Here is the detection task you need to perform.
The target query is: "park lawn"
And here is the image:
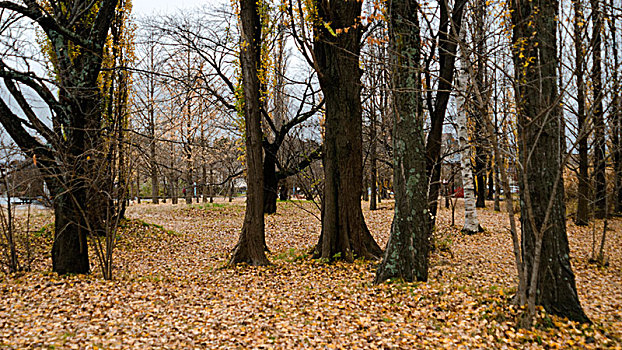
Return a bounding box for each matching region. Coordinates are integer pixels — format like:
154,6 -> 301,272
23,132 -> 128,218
0,199 -> 620,349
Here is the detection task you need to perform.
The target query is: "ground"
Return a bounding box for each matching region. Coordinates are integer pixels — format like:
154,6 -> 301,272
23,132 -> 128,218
0,199 -> 620,349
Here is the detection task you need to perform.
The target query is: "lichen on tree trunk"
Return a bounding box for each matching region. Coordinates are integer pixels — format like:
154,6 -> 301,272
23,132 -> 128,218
375,0 -> 429,283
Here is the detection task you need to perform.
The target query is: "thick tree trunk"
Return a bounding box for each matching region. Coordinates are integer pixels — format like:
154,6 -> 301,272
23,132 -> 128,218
591,0 -> 607,219
313,0 -> 382,261
51,191 -> 90,274
375,0 -> 429,283
510,0 -> 589,323
574,0 -> 589,225
230,0 -> 269,266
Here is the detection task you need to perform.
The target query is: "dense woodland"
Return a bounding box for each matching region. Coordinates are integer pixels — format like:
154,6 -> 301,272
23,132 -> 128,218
0,0 -> 621,347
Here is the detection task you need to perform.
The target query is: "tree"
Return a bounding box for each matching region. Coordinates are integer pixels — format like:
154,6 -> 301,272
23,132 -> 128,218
0,0 -> 121,274
374,0 -> 430,283
229,0 -> 270,265
610,0 -> 622,213
573,0 -> 590,225
471,0 -> 489,209
147,5 -> 323,214
591,0 -> 607,219
455,42 -> 482,235
311,0 -> 382,261
424,0 -> 467,229
509,0 -> 589,323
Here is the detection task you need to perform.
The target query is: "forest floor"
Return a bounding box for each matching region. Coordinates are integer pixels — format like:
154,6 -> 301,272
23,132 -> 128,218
0,198 -> 621,349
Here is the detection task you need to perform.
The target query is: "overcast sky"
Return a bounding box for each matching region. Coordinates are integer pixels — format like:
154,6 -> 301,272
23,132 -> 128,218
132,0 -> 224,15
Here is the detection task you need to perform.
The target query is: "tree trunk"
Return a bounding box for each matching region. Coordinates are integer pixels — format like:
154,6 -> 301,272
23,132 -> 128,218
487,162 -> 494,200
591,0 -> 607,219
574,0 -> 589,225
149,114 -> 159,205
150,160 -> 158,204
510,0 -> 589,323
51,190 -> 90,274
279,183 -> 289,201
171,178 -> 178,204
494,162 -> 501,211
202,164 -> 208,203
136,174 -> 141,204
375,0 -> 429,283
263,144 -> 278,214
610,0 -> 622,213
377,176 -> 382,204
473,0 -> 487,209
370,104 -> 377,210
425,0 -> 467,228
162,177 -> 167,203
209,168 -> 214,203
230,0 -> 269,265
185,167 -> 193,205
228,180 -> 234,202
456,46 -> 482,235
362,175 -> 369,202
313,0 -> 382,261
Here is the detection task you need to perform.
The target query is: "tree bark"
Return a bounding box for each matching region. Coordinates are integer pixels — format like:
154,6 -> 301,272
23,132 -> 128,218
591,0 -> 607,219
263,144 -> 278,214
574,0 -> 589,225
456,45 -> 482,235
51,188 -> 90,274
370,101 -> 377,211
609,0 -> 622,213
375,0 -> 429,283
510,0 -> 589,323
313,0 -> 382,261
473,0 -> 487,209
425,0 -> 467,228
202,164 -> 208,203
229,0 -> 269,266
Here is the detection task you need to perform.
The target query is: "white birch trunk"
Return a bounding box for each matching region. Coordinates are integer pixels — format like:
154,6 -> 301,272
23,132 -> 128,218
456,47 -> 481,234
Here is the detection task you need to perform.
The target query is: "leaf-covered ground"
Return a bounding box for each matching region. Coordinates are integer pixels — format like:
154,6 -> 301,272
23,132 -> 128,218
0,199 -> 620,349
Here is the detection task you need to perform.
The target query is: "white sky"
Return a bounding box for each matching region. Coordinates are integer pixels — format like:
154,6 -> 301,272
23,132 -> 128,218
132,0 -> 225,15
